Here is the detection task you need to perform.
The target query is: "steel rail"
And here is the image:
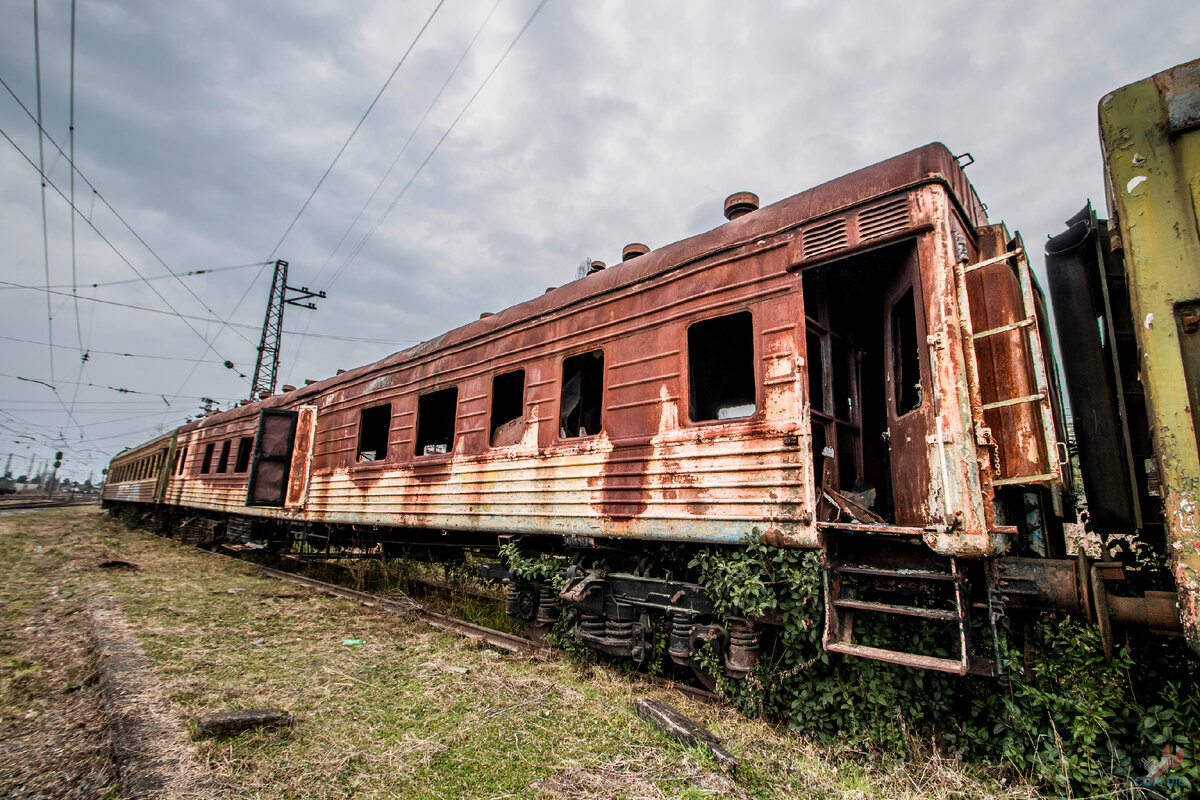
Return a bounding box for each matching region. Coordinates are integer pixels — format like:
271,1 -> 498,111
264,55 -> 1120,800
234,555 -> 718,702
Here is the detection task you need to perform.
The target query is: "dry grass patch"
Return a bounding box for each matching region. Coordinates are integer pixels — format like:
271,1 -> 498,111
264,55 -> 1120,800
3,508 -> 1043,799
0,508 -> 119,799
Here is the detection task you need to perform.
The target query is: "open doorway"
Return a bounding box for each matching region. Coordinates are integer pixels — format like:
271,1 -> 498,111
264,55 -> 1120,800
802,241 -> 932,527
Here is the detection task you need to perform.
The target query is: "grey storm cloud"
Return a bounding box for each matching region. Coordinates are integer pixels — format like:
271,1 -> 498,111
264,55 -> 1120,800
1,0 -> 1198,480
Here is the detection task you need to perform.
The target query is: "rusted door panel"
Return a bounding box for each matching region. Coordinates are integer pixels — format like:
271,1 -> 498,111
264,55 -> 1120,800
246,409 -> 298,507
884,249 -> 935,526
966,226 -> 1048,480
285,406 -> 317,509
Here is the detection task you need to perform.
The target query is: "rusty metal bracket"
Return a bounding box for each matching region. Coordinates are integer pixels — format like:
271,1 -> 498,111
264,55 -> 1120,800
1180,307 -> 1200,334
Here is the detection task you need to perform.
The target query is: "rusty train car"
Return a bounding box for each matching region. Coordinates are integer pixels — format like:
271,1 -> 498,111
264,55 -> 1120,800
103,61 -> 1199,679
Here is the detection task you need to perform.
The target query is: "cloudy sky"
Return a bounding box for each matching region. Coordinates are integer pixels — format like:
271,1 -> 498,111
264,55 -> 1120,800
1,0 -> 1197,483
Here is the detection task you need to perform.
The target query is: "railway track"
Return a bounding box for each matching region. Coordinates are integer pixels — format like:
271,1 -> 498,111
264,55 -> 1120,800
0,498 -> 99,513
220,550 -> 718,703
256,564 -> 543,656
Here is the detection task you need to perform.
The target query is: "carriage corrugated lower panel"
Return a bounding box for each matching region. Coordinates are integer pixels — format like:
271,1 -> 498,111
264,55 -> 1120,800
303,434 -> 810,545
106,480 -> 158,503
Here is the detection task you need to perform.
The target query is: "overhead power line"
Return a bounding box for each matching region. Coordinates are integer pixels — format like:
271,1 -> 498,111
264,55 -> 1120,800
312,0 -> 504,288
327,0 -> 551,290
68,0 -> 83,359
0,261 -> 269,291
0,124 -> 252,377
0,372 -> 239,402
265,0 -> 448,262
177,1 -> 450,399
0,74 -> 257,349
0,334 -> 228,362
0,281 -> 417,345
32,0 -> 55,387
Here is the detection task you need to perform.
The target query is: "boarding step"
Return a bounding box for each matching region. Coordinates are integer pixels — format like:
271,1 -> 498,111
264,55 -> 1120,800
825,642 -> 973,675
821,530 -> 999,676
831,598 -> 958,622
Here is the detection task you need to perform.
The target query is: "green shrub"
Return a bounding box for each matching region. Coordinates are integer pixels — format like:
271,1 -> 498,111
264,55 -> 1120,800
688,540 -> 1198,796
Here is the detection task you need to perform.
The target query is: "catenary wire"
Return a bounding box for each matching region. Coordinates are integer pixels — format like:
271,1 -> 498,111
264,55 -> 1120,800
327,0 -> 550,290
310,0 -> 504,288
0,282 -> 418,345
0,334 -> 235,362
0,73 -> 258,349
0,261 -> 270,291
32,0 -> 55,388
263,0 -> 448,263
0,124 -> 253,376
193,0 -> 451,397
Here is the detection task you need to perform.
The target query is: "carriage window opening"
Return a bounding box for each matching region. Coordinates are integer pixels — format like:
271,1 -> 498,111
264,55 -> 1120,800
832,339 -> 856,423
234,437 -> 253,472
892,287 -> 922,414
688,311 -> 756,422
357,404 -> 391,462
806,330 -> 826,414
490,370 -> 526,447
171,449 -> 180,475
559,351 -> 604,437
200,443 -> 215,474
178,447 -> 188,474
415,389 -> 458,455
216,440 -> 231,473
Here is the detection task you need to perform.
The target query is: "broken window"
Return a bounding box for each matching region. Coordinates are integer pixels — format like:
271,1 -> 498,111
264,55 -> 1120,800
688,311 -> 756,422
891,287 -> 922,414
216,440 -> 232,473
178,446 -> 188,475
490,370 -> 526,447
415,389 -> 458,456
356,404 -> 391,462
559,351 -> 604,437
200,442 -> 215,474
234,437 -> 253,472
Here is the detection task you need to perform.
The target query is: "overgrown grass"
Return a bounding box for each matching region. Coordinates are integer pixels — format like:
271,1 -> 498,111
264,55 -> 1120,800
2,507 -> 1043,799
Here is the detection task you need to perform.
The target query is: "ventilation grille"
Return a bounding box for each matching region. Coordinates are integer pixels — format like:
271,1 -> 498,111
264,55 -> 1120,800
801,218 -> 849,259
857,197 -> 911,241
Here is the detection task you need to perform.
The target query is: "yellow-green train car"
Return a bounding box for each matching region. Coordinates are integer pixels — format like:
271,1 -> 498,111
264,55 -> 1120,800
1048,58 -> 1200,657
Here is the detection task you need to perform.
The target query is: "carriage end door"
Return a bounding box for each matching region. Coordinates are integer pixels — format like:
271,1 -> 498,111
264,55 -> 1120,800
246,409 -> 298,507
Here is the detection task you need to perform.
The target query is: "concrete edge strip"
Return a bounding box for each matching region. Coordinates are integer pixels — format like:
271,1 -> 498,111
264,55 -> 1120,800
87,594 -> 219,799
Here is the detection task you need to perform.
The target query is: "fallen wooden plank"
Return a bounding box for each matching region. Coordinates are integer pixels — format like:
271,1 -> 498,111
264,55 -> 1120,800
195,708 -> 293,739
634,697 -> 739,770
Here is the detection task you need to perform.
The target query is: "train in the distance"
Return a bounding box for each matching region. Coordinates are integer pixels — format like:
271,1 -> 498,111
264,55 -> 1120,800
103,59 -> 1200,679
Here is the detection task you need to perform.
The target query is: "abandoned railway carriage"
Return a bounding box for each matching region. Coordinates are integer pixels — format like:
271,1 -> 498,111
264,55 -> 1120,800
103,61 -> 1200,680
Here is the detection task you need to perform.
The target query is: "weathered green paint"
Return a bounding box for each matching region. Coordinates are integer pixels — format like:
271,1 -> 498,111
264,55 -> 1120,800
1099,59 -> 1200,655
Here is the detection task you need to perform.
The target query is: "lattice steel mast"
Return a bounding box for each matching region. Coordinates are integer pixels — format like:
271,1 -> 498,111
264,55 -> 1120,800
249,259 -> 325,400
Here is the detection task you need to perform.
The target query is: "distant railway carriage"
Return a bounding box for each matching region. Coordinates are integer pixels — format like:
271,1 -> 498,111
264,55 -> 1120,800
105,60 -> 1200,679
